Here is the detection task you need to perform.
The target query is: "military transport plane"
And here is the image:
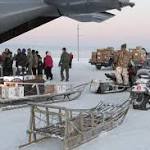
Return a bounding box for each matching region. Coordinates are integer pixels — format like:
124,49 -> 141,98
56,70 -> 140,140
0,0 -> 134,44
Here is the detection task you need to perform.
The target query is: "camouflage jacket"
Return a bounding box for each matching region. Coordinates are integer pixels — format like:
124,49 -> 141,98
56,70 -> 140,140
59,51 -> 70,68
115,50 -> 132,68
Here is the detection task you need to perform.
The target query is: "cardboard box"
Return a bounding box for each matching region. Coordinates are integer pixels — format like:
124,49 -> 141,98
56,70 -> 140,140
4,82 -> 17,87
55,85 -> 67,94
1,87 -> 6,98
45,85 -> 55,94
91,52 -> 97,58
91,52 -> 97,63
16,86 -> 24,97
2,87 -> 17,99
132,49 -> 142,61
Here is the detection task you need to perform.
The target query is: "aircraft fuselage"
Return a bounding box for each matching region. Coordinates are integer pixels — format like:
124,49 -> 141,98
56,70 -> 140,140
45,0 -> 121,15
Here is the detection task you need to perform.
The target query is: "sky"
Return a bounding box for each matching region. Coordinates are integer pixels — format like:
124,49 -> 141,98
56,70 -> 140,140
0,0 -> 150,52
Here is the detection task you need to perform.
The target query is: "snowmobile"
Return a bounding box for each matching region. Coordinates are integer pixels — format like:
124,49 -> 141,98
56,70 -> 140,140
130,69 -> 150,110
90,65 -> 136,94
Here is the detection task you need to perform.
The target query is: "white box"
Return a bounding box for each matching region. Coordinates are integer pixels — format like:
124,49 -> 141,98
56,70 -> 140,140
24,75 -> 35,80
16,86 -> 24,97
2,87 -> 17,99
2,87 -> 7,98
55,85 -> 67,94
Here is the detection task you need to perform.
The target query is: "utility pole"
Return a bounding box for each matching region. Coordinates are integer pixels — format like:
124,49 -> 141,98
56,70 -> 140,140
77,24 -> 80,61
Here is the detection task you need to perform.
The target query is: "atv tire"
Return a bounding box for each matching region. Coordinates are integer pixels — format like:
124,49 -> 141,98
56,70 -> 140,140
96,65 -> 101,70
133,93 -> 150,110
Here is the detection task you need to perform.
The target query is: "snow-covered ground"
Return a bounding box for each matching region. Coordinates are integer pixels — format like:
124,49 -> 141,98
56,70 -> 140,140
0,59 -> 150,150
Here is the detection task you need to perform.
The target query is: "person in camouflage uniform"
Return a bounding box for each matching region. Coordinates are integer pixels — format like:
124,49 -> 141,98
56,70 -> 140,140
59,47 -> 70,81
114,44 -> 132,85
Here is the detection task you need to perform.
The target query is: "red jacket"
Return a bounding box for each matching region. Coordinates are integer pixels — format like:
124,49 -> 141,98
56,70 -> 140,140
44,55 -> 53,68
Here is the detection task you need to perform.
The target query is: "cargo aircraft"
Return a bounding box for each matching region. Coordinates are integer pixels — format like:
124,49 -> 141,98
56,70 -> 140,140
0,0 -> 134,44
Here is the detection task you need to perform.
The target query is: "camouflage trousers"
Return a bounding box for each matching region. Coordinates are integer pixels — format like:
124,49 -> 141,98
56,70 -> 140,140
115,67 -> 129,85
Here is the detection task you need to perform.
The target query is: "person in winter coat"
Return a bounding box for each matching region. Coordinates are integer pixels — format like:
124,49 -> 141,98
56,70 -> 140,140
36,51 -> 43,77
3,51 -> 13,76
59,47 -> 70,81
32,50 -> 38,77
44,51 -> 53,80
69,52 -> 73,68
114,44 -> 132,85
15,48 -> 21,67
37,56 -> 43,80
27,48 -> 33,75
14,48 -> 28,75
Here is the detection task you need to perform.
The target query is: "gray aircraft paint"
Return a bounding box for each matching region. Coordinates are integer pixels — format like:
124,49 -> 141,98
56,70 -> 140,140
0,0 -> 134,43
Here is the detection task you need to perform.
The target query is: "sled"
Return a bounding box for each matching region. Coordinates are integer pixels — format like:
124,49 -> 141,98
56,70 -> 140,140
90,80 -> 128,94
20,100 -> 130,150
0,82 -> 88,111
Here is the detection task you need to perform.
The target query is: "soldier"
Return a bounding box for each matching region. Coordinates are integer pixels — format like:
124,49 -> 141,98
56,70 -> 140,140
114,44 -> 132,86
59,47 -> 70,81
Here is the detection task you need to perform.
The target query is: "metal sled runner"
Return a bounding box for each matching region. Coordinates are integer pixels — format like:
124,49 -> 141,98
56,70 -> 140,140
20,100 -> 130,150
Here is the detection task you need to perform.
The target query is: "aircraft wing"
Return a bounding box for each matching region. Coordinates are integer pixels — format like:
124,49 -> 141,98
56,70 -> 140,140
0,0 -> 60,44
68,12 -> 115,23
0,0 -> 135,44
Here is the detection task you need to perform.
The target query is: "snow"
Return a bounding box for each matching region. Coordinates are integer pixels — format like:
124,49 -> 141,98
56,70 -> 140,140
0,59 -> 150,150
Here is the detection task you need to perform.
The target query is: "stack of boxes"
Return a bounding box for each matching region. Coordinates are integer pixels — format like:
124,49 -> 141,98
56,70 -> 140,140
90,52 -> 97,64
0,82 -> 24,100
131,49 -> 142,61
96,49 -> 114,63
55,85 -> 68,93
131,47 -> 146,63
96,49 -> 103,63
45,84 -> 70,94
44,85 -> 55,94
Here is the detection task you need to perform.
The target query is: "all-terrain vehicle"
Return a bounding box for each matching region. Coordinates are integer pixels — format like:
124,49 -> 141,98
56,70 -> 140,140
130,69 -> 150,110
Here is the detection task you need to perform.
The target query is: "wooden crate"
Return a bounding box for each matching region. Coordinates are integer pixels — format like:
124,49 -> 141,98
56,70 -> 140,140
90,52 -> 97,63
131,49 -> 143,61
44,85 -> 55,94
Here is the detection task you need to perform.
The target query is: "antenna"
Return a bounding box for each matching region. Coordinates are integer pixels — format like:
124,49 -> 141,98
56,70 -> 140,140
77,24 -> 80,62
